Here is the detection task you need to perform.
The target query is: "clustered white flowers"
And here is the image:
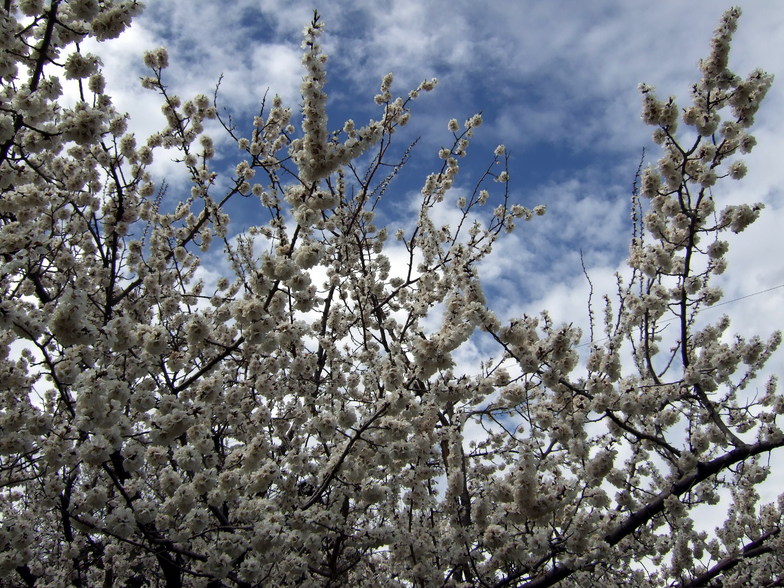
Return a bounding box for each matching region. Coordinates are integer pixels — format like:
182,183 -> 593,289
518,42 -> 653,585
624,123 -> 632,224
289,14 -> 435,186
0,4 -> 782,588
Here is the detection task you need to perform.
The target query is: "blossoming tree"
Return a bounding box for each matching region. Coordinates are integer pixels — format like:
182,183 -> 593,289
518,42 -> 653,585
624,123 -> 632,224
0,2 -> 781,586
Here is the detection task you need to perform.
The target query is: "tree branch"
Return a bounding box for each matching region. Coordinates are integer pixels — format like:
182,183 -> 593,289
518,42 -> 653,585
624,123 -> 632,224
496,437 -> 784,588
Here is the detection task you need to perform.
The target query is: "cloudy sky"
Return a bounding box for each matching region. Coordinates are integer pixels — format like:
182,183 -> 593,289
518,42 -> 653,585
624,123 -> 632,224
89,0 -> 784,378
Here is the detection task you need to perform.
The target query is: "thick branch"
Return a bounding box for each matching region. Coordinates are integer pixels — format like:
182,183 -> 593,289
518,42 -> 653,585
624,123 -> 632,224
302,402 -> 389,510
680,528 -> 780,588
495,437 -> 784,588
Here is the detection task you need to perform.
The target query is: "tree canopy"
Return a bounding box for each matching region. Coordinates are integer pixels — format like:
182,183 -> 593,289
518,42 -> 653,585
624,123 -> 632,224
0,2 -> 782,587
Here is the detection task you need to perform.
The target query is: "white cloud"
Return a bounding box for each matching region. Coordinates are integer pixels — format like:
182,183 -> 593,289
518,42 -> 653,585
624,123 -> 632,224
249,44 -> 303,106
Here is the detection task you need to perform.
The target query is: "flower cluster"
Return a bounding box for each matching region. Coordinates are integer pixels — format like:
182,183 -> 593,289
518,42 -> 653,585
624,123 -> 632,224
289,15 -> 436,185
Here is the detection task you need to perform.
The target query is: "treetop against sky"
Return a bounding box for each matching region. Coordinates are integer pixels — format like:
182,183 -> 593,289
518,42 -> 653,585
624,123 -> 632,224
94,0 -> 784,325
2,1 -> 784,586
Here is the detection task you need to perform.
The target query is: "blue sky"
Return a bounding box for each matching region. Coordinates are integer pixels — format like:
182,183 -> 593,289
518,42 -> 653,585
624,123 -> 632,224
87,0 -> 784,371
